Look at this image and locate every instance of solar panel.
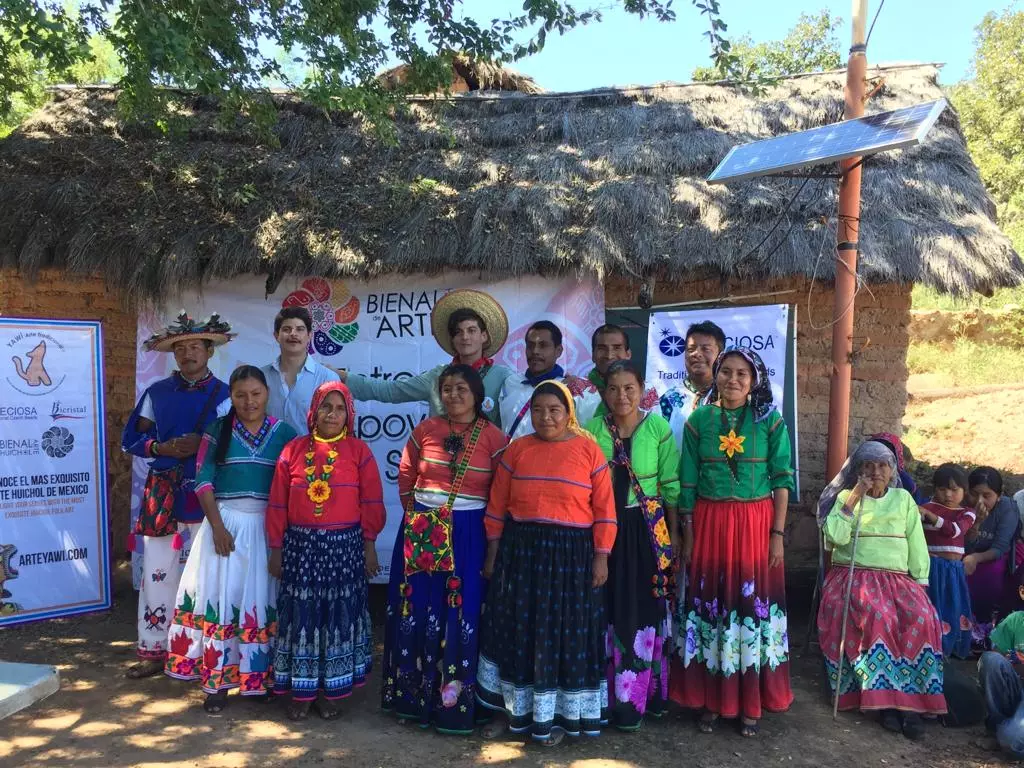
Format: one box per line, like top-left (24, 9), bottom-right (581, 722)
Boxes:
top-left (707, 98), bottom-right (948, 184)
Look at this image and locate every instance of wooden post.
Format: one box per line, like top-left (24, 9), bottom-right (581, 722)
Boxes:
top-left (825, 0), bottom-right (869, 480)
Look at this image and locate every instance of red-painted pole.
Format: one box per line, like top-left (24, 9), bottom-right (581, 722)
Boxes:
top-left (825, 0), bottom-right (868, 480)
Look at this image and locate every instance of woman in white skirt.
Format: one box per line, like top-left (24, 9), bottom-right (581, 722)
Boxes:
top-left (164, 365), bottom-right (297, 713)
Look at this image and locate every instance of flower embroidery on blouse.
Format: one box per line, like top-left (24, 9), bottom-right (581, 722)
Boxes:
top-left (718, 429), bottom-right (745, 459)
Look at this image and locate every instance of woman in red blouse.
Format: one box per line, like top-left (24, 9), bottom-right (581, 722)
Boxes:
top-left (380, 364), bottom-right (509, 733)
top-left (476, 381), bottom-right (616, 746)
top-left (267, 381), bottom-right (384, 721)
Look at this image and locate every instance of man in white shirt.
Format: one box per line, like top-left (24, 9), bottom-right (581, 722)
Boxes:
top-left (658, 321), bottom-right (725, 448)
top-left (498, 320), bottom-right (602, 439)
top-left (259, 307), bottom-right (340, 435)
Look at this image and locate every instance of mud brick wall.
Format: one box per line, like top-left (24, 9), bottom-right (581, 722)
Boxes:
top-left (1, 269), bottom-right (137, 556)
top-left (605, 275), bottom-right (913, 568)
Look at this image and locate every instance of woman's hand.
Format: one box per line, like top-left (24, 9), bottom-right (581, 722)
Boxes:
top-left (268, 548), bottom-right (282, 578)
top-left (846, 476), bottom-right (871, 509)
top-left (364, 541), bottom-right (380, 580)
top-left (768, 533), bottom-right (784, 569)
top-left (680, 522), bottom-right (694, 567)
top-left (482, 541), bottom-right (499, 578)
top-left (962, 553), bottom-right (979, 576)
top-left (592, 553), bottom-right (609, 588)
top-left (211, 524), bottom-right (235, 557)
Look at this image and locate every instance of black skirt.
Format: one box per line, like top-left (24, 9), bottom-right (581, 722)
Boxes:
top-left (476, 521), bottom-right (608, 738)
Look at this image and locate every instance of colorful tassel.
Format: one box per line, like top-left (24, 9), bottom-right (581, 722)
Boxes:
top-left (171, 532), bottom-right (183, 551)
top-left (126, 533), bottom-right (137, 553)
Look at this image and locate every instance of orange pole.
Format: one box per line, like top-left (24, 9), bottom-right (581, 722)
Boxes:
top-left (825, 0), bottom-right (868, 480)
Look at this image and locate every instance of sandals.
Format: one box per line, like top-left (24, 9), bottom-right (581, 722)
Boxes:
top-left (698, 712), bottom-right (719, 734)
top-left (203, 691), bottom-right (228, 714)
top-left (314, 699), bottom-right (343, 721)
top-left (125, 659), bottom-right (164, 679)
top-left (287, 700), bottom-right (313, 721)
top-left (739, 719), bottom-right (759, 738)
top-left (538, 730), bottom-right (565, 748)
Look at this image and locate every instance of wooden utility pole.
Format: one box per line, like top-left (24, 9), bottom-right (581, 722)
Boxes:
top-left (825, 0), bottom-right (868, 480)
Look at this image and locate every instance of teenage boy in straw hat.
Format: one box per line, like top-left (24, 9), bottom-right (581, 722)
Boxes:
top-left (340, 289), bottom-right (514, 426)
top-left (121, 312), bottom-right (234, 679)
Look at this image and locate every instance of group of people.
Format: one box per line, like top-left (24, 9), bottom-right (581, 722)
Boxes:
top-left (121, 289), bottom-right (800, 741)
top-left (815, 433), bottom-right (1024, 745)
top-left (119, 286), bottom-right (1021, 751)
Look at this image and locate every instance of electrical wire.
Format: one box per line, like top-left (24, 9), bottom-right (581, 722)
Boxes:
top-left (865, 0), bottom-right (886, 49)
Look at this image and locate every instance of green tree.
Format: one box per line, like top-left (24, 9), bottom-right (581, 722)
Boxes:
top-left (0, 0), bottom-right (736, 139)
top-left (951, 9), bottom-right (1024, 259)
top-left (692, 9), bottom-right (841, 82)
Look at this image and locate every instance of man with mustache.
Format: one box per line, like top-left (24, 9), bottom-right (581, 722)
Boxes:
top-left (122, 312), bottom-right (234, 679)
top-left (659, 321), bottom-right (725, 449)
top-left (498, 320), bottom-right (602, 439)
top-left (586, 323), bottom-right (660, 417)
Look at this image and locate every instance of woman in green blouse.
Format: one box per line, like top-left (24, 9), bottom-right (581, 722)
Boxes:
top-left (586, 360), bottom-right (680, 731)
top-left (816, 438), bottom-right (945, 739)
top-left (668, 348), bottom-right (794, 738)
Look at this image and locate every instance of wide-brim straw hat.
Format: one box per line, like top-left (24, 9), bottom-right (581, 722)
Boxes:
top-left (143, 311), bottom-right (236, 353)
top-left (430, 289), bottom-right (509, 358)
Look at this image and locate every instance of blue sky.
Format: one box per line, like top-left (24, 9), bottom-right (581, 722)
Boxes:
top-left (453, 0), bottom-right (1019, 91)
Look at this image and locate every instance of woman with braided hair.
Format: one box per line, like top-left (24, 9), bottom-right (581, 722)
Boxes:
top-left (669, 348), bottom-right (795, 737)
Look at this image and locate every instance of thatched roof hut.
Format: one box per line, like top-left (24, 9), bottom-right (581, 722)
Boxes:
top-left (2, 63), bottom-right (1019, 304)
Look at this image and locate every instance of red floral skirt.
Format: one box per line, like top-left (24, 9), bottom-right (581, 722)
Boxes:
top-left (669, 498), bottom-right (793, 719)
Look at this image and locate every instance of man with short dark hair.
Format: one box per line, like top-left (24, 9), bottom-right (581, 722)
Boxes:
top-left (587, 323), bottom-right (659, 417)
top-left (341, 289), bottom-right (514, 426)
top-left (659, 320), bottom-right (726, 448)
top-left (498, 320), bottom-right (602, 439)
top-left (256, 306), bottom-right (340, 435)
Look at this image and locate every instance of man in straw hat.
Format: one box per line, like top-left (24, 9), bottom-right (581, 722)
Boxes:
top-left (498, 319), bottom-right (603, 440)
top-left (341, 289), bottom-right (514, 426)
top-left (121, 311), bottom-right (234, 679)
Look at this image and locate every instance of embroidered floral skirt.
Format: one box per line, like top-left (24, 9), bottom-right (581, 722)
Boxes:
top-left (818, 567), bottom-right (946, 714)
top-left (165, 499), bottom-right (275, 694)
top-left (381, 502), bottom-right (487, 734)
top-left (927, 556), bottom-right (973, 659)
top-left (606, 505), bottom-right (671, 731)
top-left (273, 524), bottom-right (372, 702)
top-left (670, 498), bottom-right (793, 720)
top-left (476, 521), bottom-right (608, 739)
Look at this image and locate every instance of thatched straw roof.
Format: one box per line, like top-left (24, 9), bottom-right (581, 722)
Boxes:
top-left (377, 53), bottom-right (544, 94)
top-left (1, 63), bottom-right (1020, 303)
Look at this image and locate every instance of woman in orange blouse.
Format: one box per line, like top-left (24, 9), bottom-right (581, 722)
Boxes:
top-left (381, 364), bottom-right (509, 733)
top-left (477, 380), bottom-right (616, 746)
top-left (267, 381), bottom-right (385, 721)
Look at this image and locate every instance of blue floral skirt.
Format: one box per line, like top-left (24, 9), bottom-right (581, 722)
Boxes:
top-left (476, 521), bottom-right (608, 740)
top-left (381, 502), bottom-right (487, 734)
top-left (272, 525), bottom-right (372, 701)
top-left (928, 556), bottom-right (973, 659)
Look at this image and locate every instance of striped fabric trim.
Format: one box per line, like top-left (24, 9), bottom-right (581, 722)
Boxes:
top-left (511, 474), bottom-right (593, 491)
top-left (928, 545), bottom-right (966, 555)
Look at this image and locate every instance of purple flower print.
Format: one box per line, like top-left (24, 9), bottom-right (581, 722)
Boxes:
top-left (631, 669), bottom-right (652, 712)
top-left (615, 669), bottom-right (637, 703)
top-left (440, 680), bottom-right (462, 708)
top-left (705, 598), bottom-right (719, 618)
top-left (685, 624), bottom-right (699, 657)
top-left (741, 580), bottom-right (755, 598)
top-left (613, 640), bottom-right (623, 668)
top-left (633, 626), bottom-right (658, 663)
top-left (755, 597), bottom-right (769, 620)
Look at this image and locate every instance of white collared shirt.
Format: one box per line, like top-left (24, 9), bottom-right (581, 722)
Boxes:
top-left (498, 375), bottom-right (602, 440)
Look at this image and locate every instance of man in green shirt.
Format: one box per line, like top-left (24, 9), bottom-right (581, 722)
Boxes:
top-left (979, 612), bottom-right (1024, 757)
top-left (586, 324), bottom-right (659, 417)
top-left (339, 289), bottom-right (514, 426)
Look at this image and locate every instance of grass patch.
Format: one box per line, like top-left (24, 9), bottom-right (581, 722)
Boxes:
top-left (912, 283), bottom-right (1024, 311)
top-left (907, 338), bottom-right (1024, 388)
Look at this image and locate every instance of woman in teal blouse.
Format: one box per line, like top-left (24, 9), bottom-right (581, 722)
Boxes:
top-left (164, 365), bottom-right (297, 713)
top-left (668, 348), bottom-right (794, 737)
top-left (816, 438), bottom-right (945, 739)
top-left (586, 360), bottom-right (680, 731)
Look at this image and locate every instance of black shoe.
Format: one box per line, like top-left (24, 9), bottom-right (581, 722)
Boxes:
top-left (880, 709), bottom-right (902, 733)
top-left (901, 713), bottom-right (925, 741)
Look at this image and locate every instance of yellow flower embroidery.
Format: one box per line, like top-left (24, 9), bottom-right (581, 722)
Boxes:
top-left (304, 451), bottom-right (316, 461)
top-left (653, 517), bottom-right (671, 547)
top-left (719, 429), bottom-right (745, 459)
top-left (307, 479), bottom-right (331, 505)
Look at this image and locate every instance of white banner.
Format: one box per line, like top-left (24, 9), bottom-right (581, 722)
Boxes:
top-left (133, 274), bottom-right (605, 586)
top-left (646, 304), bottom-right (799, 493)
top-left (0, 318), bottom-right (110, 627)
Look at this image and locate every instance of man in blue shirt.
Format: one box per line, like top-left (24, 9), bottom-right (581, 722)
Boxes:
top-left (260, 307), bottom-right (340, 435)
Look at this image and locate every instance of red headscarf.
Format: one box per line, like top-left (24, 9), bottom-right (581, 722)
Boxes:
top-left (869, 431), bottom-right (906, 471)
top-left (308, 381), bottom-right (357, 438)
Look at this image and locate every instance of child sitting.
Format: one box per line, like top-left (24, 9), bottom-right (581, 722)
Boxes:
top-left (921, 462), bottom-right (976, 658)
top-left (978, 611), bottom-right (1024, 757)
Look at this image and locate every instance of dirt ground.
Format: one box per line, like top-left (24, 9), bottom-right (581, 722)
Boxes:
top-left (0, 566), bottom-right (1008, 768)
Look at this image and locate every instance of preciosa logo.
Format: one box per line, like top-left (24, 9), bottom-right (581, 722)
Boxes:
top-left (0, 405), bottom-right (38, 421)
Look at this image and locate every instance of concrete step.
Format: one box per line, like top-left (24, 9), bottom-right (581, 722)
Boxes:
top-left (0, 661), bottom-right (60, 720)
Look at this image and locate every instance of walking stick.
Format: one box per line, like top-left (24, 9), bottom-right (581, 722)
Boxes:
top-left (833, 490), bottom-right (867, 721)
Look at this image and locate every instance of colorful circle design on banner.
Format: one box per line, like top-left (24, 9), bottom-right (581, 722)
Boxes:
top-left (281, 278), bottom-right (361, 357)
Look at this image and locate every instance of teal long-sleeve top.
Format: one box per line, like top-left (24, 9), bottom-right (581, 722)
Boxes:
top-left (824, 487), bottom-right (931, 584)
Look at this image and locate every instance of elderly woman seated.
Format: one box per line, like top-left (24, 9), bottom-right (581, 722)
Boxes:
top-left (815, 439), bottom-right (946, 740)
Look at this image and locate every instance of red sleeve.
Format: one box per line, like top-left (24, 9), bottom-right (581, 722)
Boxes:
top-left (266, 441), bottom-right (295, 549)
top-left (589, 445), bottom-right (617, 554)
top-left (485, 444), bottom-right (513, 542)
top-left (356, 440), bottom-right (386, 541)
top-left (398, 425), bottom-right (424, 505)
